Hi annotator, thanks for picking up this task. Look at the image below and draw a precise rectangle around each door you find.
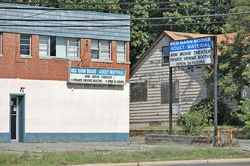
[10,97,18,140]
[10,95,25,142]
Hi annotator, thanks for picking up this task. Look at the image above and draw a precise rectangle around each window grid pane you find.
[20,34,31,56]
[99,40,110,60]
[91,40,99,59]
[91,40,111,60]
[67,38,79,57]
[39,36,50,56]
[117,42,125,62]
[0,33,2,54]
[162,46,169,64]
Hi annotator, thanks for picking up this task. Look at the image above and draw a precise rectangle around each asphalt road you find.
[151,163,250,166]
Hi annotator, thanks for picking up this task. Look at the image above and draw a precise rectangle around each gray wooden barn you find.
[129,31,236,128]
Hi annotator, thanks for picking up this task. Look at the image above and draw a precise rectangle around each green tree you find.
[217,34,250,101]
[237,100,250,138]
[223,0,250,33]
[128,0,154,64]
[162,0,232,34]
[57,0,120,12]
[215,0,250,102]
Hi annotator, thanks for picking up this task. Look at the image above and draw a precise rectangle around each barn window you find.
[161,80,179,104]
[130,82,147,102]
[162,46,169,64]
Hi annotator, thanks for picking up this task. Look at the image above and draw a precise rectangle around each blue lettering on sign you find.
[169,37,212,52]
[70,68,126,76]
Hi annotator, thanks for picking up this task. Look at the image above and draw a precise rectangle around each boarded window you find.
[20,34,31,56]
[161,80,179,104]
[162,46,169,64]
[130,82,147,102]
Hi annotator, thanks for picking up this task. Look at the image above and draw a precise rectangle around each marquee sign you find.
[69,68,126,85]
[169,37,213,67]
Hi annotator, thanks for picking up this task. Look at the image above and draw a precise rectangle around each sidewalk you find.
[239,140,250,151]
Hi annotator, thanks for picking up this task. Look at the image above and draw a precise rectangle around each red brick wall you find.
[0,33,130,82]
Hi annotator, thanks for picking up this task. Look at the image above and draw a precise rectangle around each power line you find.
[0,4,249,12]
[0,11,249,22]
[0,21,246,28]
[0,0,214,6]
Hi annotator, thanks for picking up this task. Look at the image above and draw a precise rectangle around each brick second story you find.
[0,3,130,83]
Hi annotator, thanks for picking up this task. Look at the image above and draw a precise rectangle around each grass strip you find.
[1,146,250,166]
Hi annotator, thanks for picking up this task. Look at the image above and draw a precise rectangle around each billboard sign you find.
[69,68,126,85]
[169,37,213,67]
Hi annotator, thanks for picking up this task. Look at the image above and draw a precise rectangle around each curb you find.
[71,158,250,166]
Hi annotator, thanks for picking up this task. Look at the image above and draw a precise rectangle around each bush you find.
[179,99,233,136]
[237,99,250,138]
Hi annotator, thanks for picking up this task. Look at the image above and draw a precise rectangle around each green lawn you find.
[1,146,250,166]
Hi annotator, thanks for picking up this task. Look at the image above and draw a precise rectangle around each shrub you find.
[179,99,233,135]
[237,99,250,138]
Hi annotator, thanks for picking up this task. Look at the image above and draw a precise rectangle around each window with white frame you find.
[39,36,80,58]
[20,34,31,56]
[0,33,2,55]
[68,38,80,57]
[91,40,111,61]
[117,41,126,63]
[39,36,50,56]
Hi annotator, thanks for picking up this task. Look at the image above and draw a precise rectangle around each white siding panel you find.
[130,35,207,126]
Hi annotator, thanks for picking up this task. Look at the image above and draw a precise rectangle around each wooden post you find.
[217,128,221,147]
[229,128,233,146]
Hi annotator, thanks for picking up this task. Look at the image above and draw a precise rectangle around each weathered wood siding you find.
[130,36,208,127]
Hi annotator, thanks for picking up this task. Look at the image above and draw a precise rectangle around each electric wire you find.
[0,4,249,11]
[0,21,247,28]
[0,11,248,22]
[0,0,221,6]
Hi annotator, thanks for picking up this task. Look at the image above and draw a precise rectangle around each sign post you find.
[169,67,173,135]
[213,36,218,146]
[168,37,215,138]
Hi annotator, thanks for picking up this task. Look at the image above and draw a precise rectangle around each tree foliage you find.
[223,0,250,33]
[237,100,250,138]
[217,34,250,101]
[19,0,233,64]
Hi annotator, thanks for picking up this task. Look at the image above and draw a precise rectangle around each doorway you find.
[10,95,25,142]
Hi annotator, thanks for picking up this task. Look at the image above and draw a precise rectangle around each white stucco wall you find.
[0,78,129,133]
